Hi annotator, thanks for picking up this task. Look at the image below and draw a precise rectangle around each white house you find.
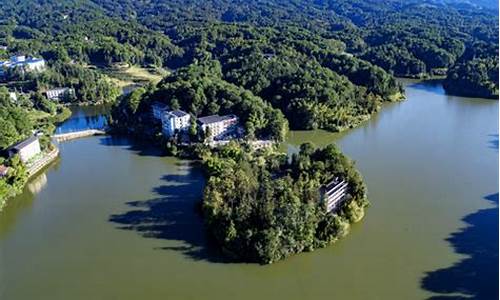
[162,110,191,137]
[197,115,239,140]
[8,136,41,164]
[0,55,46,76]
[151,102,169,120]
[321,178,349,213]
[45,87,75,101]
[8,92,17,102]
[0,165,9,177]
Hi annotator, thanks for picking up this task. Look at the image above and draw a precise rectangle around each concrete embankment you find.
[27,147,60,177]
[53,129,107,142]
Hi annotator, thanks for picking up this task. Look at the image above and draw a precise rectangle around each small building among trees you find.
[45,87,75,101]
[0,165,9,177]
[0,55,46,77]
[7,136,41,164]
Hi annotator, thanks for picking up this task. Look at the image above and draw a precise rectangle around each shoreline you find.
[26,147,60,178]
[0,145,60,212]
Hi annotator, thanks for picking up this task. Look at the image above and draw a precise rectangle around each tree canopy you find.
[1,0,496,99]
[202,142,368,264]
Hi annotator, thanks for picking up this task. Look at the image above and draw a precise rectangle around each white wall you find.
[19,140,41,163]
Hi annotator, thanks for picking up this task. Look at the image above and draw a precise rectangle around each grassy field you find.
[99,65,168,89]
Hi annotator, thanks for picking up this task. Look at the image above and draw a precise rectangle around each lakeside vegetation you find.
[443,57,499,99]
[201,141,367,264]
[0,155,27,209]
[0,87,68,206]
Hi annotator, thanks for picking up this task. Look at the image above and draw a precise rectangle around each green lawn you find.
[99,65,168,88]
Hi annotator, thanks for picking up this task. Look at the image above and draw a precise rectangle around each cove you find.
[0,80,497,299]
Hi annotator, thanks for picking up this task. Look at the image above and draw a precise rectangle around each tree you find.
[189,117,198,140]
[0,119,18,149]
[205,126,213,141]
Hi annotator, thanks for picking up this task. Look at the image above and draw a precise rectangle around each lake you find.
[54,105,110,134]
[0,80,497,299]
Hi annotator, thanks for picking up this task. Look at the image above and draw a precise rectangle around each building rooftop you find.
[8,136,38,151]
[1,56,45,67]
[324,177,342,189]
[0,165,9,176]
[169,110,189,118]
[197,114,238,125]
[46,87,71,92]
[322,177,348,194]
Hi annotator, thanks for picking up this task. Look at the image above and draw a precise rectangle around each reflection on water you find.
[55,105,110,134]
[489,134,499,150]
[122,83,142,95]
[27,173,48,195]
[0,160,59,238]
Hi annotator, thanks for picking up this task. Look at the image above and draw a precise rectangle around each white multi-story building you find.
[197,115,239,140]
[45,87,75,101]
[321,178,349,213]
[7,136,41,164]
[0,55,46,76]
[151,102,169,120]
[161,110,191,137]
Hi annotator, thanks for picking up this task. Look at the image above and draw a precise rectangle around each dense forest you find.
[96,0,498,97]
[201,141,367,264]
[112,22,402,135]
[0,0,497,101]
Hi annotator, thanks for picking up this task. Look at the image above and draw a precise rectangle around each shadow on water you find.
[406,79,445,95]
[108,162,230,263]
[98,135,165,157]
[488,134,498,151]
[421,193,499,299]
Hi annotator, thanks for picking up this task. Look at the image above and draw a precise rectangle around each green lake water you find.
[0,80,498,299]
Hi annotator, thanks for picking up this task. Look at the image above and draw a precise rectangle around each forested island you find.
[201,142,367,264]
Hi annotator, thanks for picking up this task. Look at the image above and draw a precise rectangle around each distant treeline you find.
[0,0,497,99]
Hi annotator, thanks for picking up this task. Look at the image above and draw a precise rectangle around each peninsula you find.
[201,141,367,264]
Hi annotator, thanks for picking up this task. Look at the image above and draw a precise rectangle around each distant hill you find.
[451,0,499,11]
